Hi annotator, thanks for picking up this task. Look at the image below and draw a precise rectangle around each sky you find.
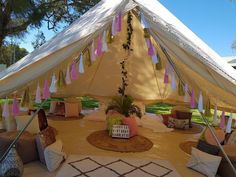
[19,0,236,57]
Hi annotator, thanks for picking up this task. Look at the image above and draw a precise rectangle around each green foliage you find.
[0,44,28,66]
[32,31,46,49]
[106,96,142,118]
[0,0,101,47]
[106,115,123,135]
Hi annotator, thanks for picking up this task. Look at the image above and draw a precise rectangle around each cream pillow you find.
[44,139,66,172]
[187,147,222,177]
[15,115,40,134]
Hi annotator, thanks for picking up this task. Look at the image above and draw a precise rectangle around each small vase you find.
[0,147,24,177]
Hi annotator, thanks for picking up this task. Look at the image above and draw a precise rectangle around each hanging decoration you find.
[219,111,226,130]
[155,53,162,70]
[190,89,195,108]
[116,11,122,32]
[198,91,203,112]
[184,83,188,102]
[2,97,9,118]
[164,66,169,84]
[204,97,211,117]
[49,73,57,93]
[78,54,84,74]
[65,65,72,85]
[95,35,102,56]
[56,70,66,89]
[20,87,31,108]
[102,31,108,52]
[11,96,20,116]
[140,12,150,29]
[151,50,158,64]
[43,80,50,99]
[171,72,177,91]
[112,15,117,36]
[70,62,78,80]
[178,80,185,96]
[226,113,233,133]
[35,82,42,103]
[84,48,92,67]
[90,40,96,61]
[212,105,218,126]
[106,27,113,43]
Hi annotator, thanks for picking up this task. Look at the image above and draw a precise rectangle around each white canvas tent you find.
[0,0,236,112]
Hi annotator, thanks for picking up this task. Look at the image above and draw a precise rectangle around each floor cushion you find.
[15,115,40,134]
[123,117,138,137]
[204,128,225,146]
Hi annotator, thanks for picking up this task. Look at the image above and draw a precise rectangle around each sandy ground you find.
[23,119,204,177]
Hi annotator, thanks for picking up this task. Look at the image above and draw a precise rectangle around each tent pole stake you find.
[0,99,47,163]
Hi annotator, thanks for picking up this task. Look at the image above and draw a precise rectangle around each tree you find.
[32,30,46,49]
[232,41,236,51]
[0,0,101,47]
[0,44,28,66]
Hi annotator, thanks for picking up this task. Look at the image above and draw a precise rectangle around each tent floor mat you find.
[179,141,198,155]
[47,113,84,121]
[173,123,204,134]
[87,130,153,152]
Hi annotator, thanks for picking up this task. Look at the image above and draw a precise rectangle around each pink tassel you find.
[2,97,9,118]
[219,111,226,130]
[43,80,50,99]
[116,12,122,32]
[11,96,20,116]
[90,40,96,61]
[35,83,41,103]
[148,40,154,56]
[190,89,195,108]
[70,62,78,80]
[95,36,102,56]
[112,16,117,36]
[145,38,151,48]
[164,67,169,84]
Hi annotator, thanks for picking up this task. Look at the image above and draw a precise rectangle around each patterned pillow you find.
[168,117,189,129]
[36,127,56,164]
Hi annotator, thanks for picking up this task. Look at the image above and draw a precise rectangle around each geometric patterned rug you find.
[55,155,181,177]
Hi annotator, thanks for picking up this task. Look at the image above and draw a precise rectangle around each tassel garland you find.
[2,97,9,118]
[204,98,211,117]
[20,87,31,108]
[65,65,72,85]
[70,62,78,80]
[164,67,169,84]
[226,113,233,133]
[155,53,162,70]
[112,15,117,36]
[212,105,218,126]
[190,89,195,108]
[43,80,50,99]
[49,74,57,93]
[79,54,84,74]
[219,111,226,130]
[116,11,122,32]
[90,40,96,61]
[102,31,108,52]
[35,82,42,103]
[148,39,154,56]
[184,83,188,102]
[171,73,176,91]
[198,92,203,112]
[57,70,66,88]
[178,81,185,96]
[11,96,20,116]
[95,35,102,56]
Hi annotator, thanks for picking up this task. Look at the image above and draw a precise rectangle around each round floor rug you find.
[47,113,84,121]
[179,141,198,155]
[87,130,153,152]
[173,123,204,134]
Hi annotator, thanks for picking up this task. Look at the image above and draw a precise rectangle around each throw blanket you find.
[56,155,180,177]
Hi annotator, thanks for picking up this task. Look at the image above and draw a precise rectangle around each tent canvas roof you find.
[1,0,236,111]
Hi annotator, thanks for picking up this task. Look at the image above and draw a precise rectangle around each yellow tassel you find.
[20,87,31,108]
[178,80,185,96]
[106,27,113,43]
[84,47,92,67]
[155,53,162,70]
[204,97,212,117]
[56,70,66,89]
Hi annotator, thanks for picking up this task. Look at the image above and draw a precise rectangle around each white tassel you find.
[2,97,9,118]
[49,74,57,93]
[102,31,108,52]
[79,54,84,74]
[171,73,177,91]
[141,12,149,29]
[213,105,218,126]
[184,83,188,102]
[35,82,42,103]
[198,92,203,112]
[226,113,233,133]
[65,65,72,85]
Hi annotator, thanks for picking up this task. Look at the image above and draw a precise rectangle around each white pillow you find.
[83,110,106,122]
[15,115,40,134]
[44,139,66,172]
[186,147,222,177]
